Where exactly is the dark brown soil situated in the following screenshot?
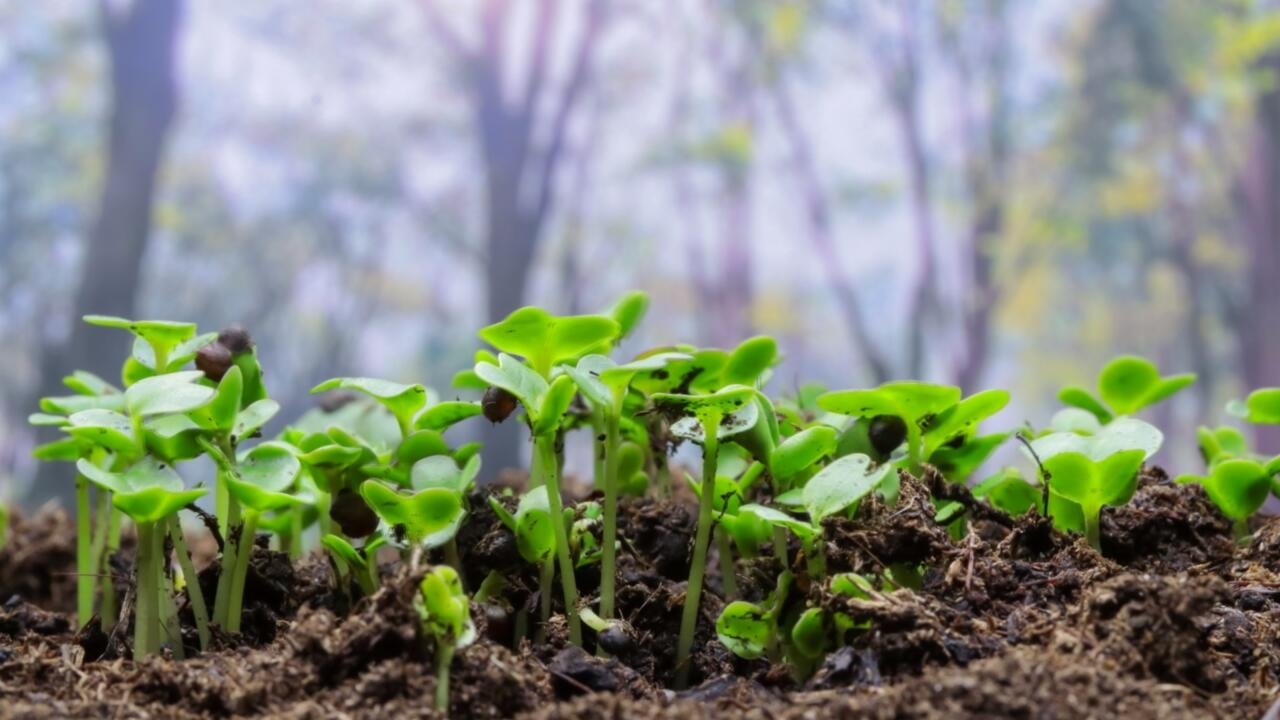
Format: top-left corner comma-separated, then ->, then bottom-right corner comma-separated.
2,466 -> 1279,719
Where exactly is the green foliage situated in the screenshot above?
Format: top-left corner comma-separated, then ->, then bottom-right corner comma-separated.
76,457 -> 206,523
1228,388 -> 1280,424
416,565 -> 476,714
311,377 -> 428,436
1042,450 -> 1145,549
1058,355 -> 1195,422
478,306 -> 620,378
716,600 -> 773,659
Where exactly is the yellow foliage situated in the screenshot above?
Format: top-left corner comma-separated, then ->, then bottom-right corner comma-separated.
1216,12 -> 1280,72
751,289 -> 800,335
1098,163 -> 1161,217
766,3 -> 806,58
996,262 -> 1055,331
1192,232 -> 1246,274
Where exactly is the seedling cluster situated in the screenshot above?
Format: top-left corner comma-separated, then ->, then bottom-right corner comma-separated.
28,302 -> 1280,703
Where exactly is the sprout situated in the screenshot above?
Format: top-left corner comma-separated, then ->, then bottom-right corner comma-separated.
740,454 -> 892,578
321,533 -> 386,597
416,565 -> 476,715
651,384 -> 761,687
77,457 -> 207,659
1041,450 -> 1145,550
819,382 -> 961,476
210,442 -> 305,633
1059,355 -> 1196,424
564,351 -> 689,624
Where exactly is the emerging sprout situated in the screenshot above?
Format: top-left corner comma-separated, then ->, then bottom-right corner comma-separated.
417,565 -> 476,715
1042,450 -> 1145,550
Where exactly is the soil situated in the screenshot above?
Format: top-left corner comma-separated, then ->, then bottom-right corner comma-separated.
2,467 -> 1279,719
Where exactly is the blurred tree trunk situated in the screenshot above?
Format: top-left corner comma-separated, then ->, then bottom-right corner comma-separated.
1236,51 -> 1280,451
884,2 -> 941,380
949,0 -> 1010,393
771,77 -> 890,384
26,0 -> 183,508
424,0 -> 607,474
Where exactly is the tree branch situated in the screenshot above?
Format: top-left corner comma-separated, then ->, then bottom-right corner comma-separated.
526,0 -> 607,228
420,0 -> 473,60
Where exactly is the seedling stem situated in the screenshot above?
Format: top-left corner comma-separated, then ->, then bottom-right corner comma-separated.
676,413 -> 722,689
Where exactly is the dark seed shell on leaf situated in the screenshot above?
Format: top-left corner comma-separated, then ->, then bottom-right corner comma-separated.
195,343 -> 233,383
482,386 -> 519,424
330,489 -> 380,538
868,414 -> 908,456
217,325 -> 253,355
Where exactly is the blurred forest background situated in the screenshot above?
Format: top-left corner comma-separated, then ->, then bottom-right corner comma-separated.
4,0 -> 1280,506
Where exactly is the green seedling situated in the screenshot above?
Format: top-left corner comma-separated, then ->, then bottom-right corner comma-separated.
818,382 -> 959,476
210,442 -> 304,632
1228,388 -> 1280,424
77,457 -> 206,659
716,570 -> 875,680
1177,460 -> 1274,542
1059,355 -> 1196,424
311,377 -> 429,440
1176,424 -> 1280,541
972,468 -> 1044,518
321,532 -> 387,597
565,351 -> 690,622
1041,450 -> 1145,550
360,454 -> 481,562
0,502 -> 8,553
769,426 -> 839,487
416,565 -> 476,715
475,307 -> 619,645
489,486 -> 558,639
716,599 -> 776,660
652,384 -> 761,688
1027,415 -> 1161,545
740,454 -> 893,578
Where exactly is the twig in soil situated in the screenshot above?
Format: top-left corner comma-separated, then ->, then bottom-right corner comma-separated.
921,467 -> 1014,529
185,503 -> 223,552
1016,432 -> 1052,524
549,668 -> 594,695
964,526 -> 980,592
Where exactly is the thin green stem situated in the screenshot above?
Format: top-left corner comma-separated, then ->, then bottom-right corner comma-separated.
473,570 -> 505,605
676,422 -> 721,689
356,554 -> 379,597
536,558 -> 554,645
225,512 -> 259,633
158,529 -> 184,660
169,516 -> 210,651
91,491 -> 117,632
578,606 -> 610,634
1233,517 -> 1252,545
134,521 -> 158,661
656,454 -> 671,499
535,434 -> 582,645
75,474 -> 94,628
435,642 -> 455,713
445,537 -> 463,579
1083,508 -> 1101,551
212,498 -> 241,627
716,529 -> 738,600
600,409 -> 622,620
771,527 -> 791,584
